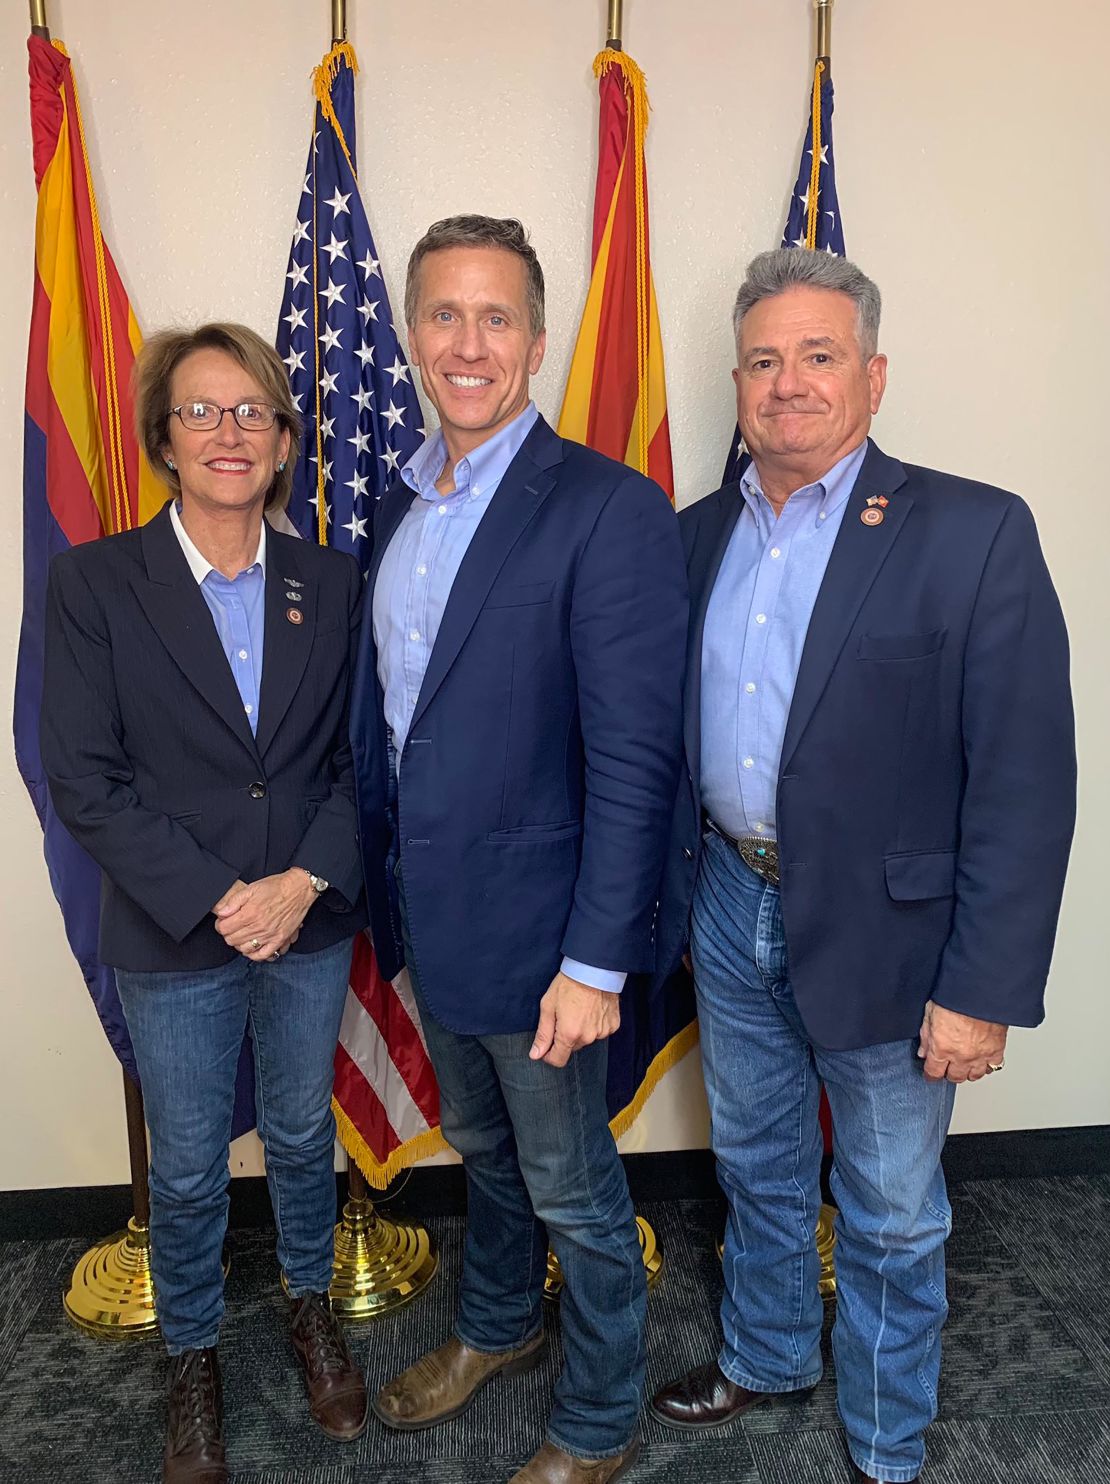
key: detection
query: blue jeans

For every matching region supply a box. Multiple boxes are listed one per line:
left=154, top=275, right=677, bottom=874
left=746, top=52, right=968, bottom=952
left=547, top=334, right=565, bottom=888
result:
left=116, top=939, right=352, bottom=1354
left=398, top=881, right=645, bottom=1458
left=692, top=831, right=955, bottom=1483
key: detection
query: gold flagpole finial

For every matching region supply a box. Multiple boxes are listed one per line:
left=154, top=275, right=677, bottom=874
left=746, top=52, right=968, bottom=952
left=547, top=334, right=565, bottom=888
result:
left=815, top=0, right=833, bottom=58
left=331, top=0, right=347, bottom=45
left=607, top=0, right=623, bottom=50
left=29, top=0, right=49, bottom=38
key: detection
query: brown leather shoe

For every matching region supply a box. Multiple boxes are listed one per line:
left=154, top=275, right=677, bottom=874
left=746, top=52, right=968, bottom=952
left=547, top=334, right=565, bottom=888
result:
left=372, top=1332, right=547, bottom=1430
left=289, top=1291, right=368, bottom=1441
left=650, top=1359, right=812, bottom=1430
left=163, top=1347, right=227, bottom=1483
left=509, top=1439, right=641, bottom=1482
left=851, top=1467, right=918, bottom=1483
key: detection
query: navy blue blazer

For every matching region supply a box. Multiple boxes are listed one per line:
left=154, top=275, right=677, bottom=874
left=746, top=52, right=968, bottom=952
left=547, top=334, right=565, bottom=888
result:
left=40, top=501, right=367, bottom=971
left=654, top=441, right=1076, bottom=1048
left=350, top=415, right=688, bottom=1035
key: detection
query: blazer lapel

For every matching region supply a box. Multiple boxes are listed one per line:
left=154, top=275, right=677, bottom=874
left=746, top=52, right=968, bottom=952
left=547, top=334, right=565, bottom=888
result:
left=132, top=504, right=261, bottom=760
left=407, top=420, right=561, bottom=736
left=780, top=441, right=912, bottom=771
left=684, top=489, right=744, bottom=803
left=254, top=533, right=317, bottom=757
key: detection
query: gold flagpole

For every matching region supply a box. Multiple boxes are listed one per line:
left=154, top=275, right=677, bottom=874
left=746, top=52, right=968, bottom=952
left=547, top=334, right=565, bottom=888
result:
left=29, top=0, right=49, bottom=38
left=607, top=0, right=623, bottom=50
left=816, top=0, right=834, bottom=57
left=331, top=0, right=346, bottom=44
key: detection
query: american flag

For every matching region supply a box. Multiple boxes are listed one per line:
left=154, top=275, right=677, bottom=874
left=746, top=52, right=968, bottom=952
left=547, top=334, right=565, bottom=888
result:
left=721, top=55, right=845, bottom=485
left=274, top=43, right=444, bottom=1185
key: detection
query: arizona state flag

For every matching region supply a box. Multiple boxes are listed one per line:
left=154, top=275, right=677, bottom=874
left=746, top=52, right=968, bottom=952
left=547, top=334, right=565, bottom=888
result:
left=558, top=48, right=674, bottom=499
left=16, top=36, right=162, bottom=1088
left=559, top=46, right=694, bottom=1135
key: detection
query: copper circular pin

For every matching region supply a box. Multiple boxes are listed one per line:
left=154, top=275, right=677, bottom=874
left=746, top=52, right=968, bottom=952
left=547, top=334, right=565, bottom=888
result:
left=286, top=606, right=303, bottom=624
left=860, top=507, right=884, bottom=526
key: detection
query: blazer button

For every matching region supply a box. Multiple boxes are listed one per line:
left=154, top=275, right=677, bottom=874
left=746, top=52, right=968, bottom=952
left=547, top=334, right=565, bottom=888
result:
left=682, top=847, right=694, bottom=861
left=248, top=781, right=267, bottom=800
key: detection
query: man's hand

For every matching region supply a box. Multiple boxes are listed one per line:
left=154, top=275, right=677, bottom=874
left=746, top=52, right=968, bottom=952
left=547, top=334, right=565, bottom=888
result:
left=214, top=869, right=317, bottom=961
left=917, top=999, right=1008, bottom=1084
left=530, top=972, right=621, bottom=1068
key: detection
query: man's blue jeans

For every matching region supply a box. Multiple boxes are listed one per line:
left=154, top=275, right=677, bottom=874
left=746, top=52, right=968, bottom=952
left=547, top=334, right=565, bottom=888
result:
left=116, top=939, right=352, bottom=1355
left=398, top=882, right=645, bottom=1458
left=692, top=831, right=955, bottom=1483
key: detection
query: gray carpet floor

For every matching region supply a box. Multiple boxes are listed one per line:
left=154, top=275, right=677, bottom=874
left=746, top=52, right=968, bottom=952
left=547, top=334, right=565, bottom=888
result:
left=0, top=1178, right=1107, bottom=1482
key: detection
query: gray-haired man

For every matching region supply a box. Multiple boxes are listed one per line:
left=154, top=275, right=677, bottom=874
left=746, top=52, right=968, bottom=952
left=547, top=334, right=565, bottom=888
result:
left=649, top=249, right=1074, bottom=1482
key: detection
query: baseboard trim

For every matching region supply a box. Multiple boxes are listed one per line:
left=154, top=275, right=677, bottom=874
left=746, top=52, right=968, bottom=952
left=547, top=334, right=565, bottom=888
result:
left=2, top=1125, right=1105, bottom=1244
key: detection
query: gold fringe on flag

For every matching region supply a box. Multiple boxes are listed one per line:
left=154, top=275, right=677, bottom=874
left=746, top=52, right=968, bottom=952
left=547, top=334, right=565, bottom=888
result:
left=805, top=59, right=827, bottom=249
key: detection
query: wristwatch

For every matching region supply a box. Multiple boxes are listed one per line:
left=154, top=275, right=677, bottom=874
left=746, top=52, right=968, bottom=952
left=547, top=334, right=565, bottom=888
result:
left=306, top=872, right=329, bottom=895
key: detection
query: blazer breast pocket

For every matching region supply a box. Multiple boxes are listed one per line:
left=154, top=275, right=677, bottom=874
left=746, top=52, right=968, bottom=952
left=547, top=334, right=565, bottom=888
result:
left=483, top=581, right=555, bottom=611
left=857, top=628, right=948, bottom=662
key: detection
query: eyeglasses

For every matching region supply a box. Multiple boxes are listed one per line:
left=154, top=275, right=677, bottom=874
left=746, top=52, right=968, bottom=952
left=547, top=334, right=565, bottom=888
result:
left=171, top=401, right=280, bottom=432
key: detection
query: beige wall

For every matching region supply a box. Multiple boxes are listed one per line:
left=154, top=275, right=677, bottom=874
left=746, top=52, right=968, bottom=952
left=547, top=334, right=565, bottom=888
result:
left=1, top=0, right=1105, bottom=1191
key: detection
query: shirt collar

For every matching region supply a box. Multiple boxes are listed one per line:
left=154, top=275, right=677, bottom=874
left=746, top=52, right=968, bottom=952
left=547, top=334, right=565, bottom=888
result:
left=401, top=402, right=540, bottom=503
left=169, top=500, right=267, bottom=584
left=741, top=440, right=869, bottom=525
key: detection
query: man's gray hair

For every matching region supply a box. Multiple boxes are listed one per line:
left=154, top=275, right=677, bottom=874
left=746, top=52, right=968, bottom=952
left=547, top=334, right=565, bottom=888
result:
left=732, top=248, right=882, bottom=360
left=405, top=215, right=546, bottom=337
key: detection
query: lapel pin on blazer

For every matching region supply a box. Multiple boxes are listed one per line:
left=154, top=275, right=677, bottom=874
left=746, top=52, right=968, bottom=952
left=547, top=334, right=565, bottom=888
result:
left=286, top=606, right=303, bottom=625
left=285, top=590, right=302, bottom=602
left=284, top=577, right=304, bottom=588
left=861, top=495, right=886, bottom=527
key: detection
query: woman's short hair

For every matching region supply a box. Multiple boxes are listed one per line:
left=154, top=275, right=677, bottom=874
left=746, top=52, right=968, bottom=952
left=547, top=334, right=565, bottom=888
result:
left=133, top=322, right=302, bottom=511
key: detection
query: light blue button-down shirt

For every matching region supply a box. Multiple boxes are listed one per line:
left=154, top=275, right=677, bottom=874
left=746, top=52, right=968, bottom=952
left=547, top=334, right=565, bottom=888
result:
left=372, top=402, right=623, bottom=994
left=372, top=401, right=539, bottom=752
left=700, top=441, right=867, bottom=841
left=170, top=501, right=266, bottom=735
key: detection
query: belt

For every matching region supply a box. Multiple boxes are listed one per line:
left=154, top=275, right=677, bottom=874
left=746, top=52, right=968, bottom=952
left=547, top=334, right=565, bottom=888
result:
left=705, top=817, right=781, bottom=886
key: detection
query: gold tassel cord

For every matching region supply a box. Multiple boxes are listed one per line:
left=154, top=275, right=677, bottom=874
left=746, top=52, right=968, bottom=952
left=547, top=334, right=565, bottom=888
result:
left=805, top=59, right=826, bottom=250
left=54, top=41, right=132, bottom=534
left=593, top=48, right=653, bottom=478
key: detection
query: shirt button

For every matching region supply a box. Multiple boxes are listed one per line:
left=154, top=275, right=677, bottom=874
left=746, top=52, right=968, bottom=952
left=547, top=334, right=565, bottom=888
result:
left=820, top=512, right=828, bottom=521
left=754, top=822, right=765, bottom=833
left=745, top=682, right=756, bottom=694
left=755, top=613, right=767, bottom=625
left=238, top=648, right=248, bottom=660
left=743, top=757, right=754, bottom=769
left=409, top=629, right=420, bottom=642
left=437, top=505, right=447, bottom=515
left=472, top=486, right=481, bottom=496
left=770, top=547, right=781, bottom=559
left=244, top=703, right=253, bottom=715
left=416, top=565, right=427, bottom=576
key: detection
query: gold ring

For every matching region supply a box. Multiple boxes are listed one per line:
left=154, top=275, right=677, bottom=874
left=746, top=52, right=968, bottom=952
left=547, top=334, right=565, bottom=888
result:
left=249, top=937, right=261, bottom=951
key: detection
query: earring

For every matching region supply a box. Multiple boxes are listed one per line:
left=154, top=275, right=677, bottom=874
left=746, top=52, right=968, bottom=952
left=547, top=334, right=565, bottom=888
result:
left=165, top=458, right=176, bottom=471
left=277, top=460, right=287, bottom=473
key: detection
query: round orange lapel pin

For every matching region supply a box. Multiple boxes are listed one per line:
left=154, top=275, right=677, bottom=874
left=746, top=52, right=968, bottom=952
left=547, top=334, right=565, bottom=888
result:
left=286, top=606, right=303, bottom=624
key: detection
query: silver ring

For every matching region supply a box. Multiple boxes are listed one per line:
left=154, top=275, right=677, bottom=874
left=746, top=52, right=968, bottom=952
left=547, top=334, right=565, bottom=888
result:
left=269, top=952, right=281, bottom=962
left=987, top=1061, right=1005, bottom=1073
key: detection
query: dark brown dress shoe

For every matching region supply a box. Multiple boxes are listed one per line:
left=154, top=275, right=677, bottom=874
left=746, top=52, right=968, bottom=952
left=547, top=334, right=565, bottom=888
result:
left=373, top=1331, right=547, bottom=1430
left=851, top=1467, right=918, bottom=1483
left=650, top=1358, right=812, bottom=1430
left=290, top=1291, right=368, bottom=1441
left=163, top=1347, right=227, bottom=1483
left=509, top=1438, right=641, bottom=1482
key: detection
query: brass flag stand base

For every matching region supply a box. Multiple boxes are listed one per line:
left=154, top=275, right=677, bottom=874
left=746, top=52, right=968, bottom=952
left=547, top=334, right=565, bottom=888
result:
left=544, top=1216, right=663, bottom=1302
left=816, top=1202, right=837, bottom=1300
left=63, top=1071, right=166, bottom=1338
left=324, top=1161, right=438, bottom=1320
left=64, top=1216, right=159, bottom=1337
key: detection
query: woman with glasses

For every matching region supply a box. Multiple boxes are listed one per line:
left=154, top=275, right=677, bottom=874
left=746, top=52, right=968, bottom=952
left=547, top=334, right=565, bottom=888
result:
left=40, top=323, right=368, bottom=1482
